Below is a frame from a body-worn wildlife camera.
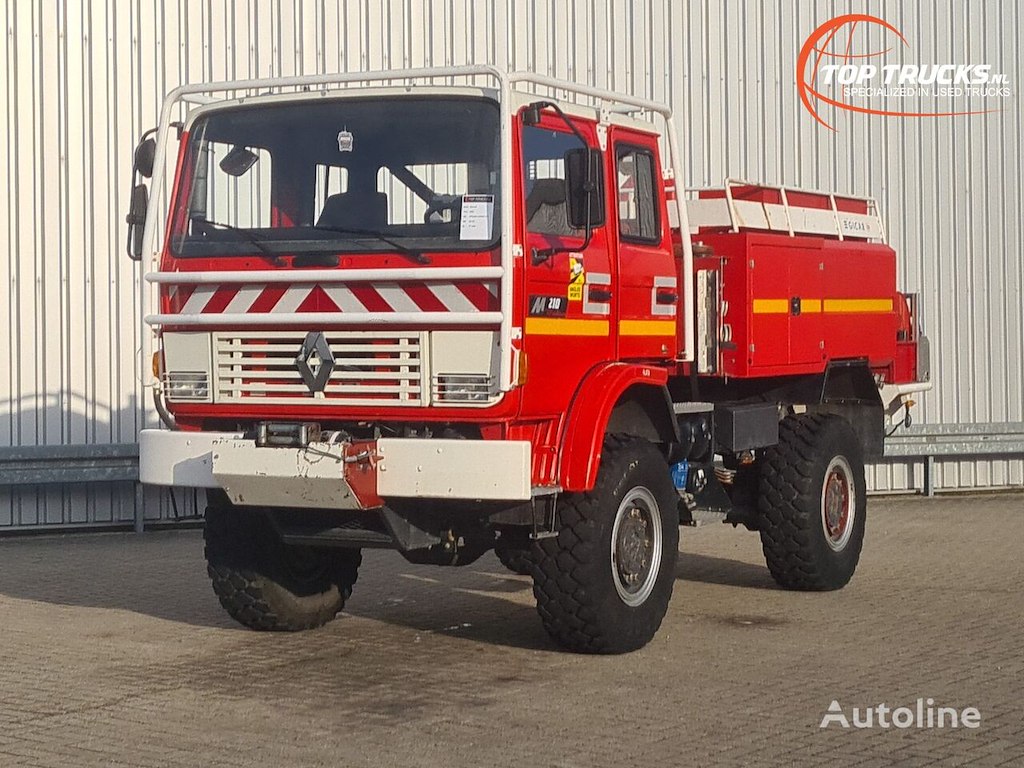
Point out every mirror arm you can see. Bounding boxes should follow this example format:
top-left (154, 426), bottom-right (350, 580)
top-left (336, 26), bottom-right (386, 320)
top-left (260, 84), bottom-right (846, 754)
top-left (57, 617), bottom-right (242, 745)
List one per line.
top-left (525, 101), bottom-right (590, 149)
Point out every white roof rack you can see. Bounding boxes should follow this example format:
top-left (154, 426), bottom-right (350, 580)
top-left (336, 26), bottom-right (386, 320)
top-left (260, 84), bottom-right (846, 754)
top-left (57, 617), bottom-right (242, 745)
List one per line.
top-left (685, 178), bottom-right (886, 242)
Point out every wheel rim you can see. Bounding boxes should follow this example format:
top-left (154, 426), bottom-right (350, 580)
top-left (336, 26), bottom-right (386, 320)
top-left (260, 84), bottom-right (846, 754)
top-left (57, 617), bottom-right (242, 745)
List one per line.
top-left (610, 486), bottom-right (663, 607)
top-left (821, 455), bottom-right (856, 551)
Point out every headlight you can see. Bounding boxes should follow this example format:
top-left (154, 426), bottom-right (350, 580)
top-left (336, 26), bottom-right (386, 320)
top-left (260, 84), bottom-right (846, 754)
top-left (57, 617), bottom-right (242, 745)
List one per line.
top-left (432, 373), bottom-right (494, 403)
top-left (428, 331), bottom-right (499, 406)
top-left (161, 332), bottom-right (213, 403)
top-left (162, 371), bottom-right (210, 402)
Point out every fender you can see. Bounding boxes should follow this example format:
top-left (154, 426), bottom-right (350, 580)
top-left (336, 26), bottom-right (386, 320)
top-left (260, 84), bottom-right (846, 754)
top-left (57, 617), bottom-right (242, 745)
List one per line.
top-left (558, 362), bottom-right (673, 492)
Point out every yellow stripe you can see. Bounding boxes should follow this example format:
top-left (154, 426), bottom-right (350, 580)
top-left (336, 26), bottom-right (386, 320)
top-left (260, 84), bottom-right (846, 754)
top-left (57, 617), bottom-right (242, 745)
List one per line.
top-left (619, 319), bottom-right (677, 336)
top-left (823, 298), bottom-right (893, 314)
top-left (525, 317), bottom-right (610, 336)
top-left (753, 298), bottom-right (893, 314)
top-left (752, 299), bottom-right (790, 314)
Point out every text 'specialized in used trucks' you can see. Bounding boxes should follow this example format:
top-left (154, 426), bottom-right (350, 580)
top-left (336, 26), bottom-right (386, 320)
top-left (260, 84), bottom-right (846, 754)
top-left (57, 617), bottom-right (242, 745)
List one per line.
top-left (129, 67), bottom-right (930, 653)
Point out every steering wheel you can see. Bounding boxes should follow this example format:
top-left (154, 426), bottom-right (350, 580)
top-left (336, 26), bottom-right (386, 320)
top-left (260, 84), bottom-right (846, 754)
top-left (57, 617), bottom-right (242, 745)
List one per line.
top-left (423, 194), bottom-right (461, 223)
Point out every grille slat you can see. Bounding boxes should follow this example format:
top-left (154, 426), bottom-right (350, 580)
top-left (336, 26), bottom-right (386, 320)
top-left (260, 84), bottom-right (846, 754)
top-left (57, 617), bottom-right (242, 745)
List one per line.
top-left (214, 366), bottom-right (421, 378)
top-left (216, 342), bottom-right (422, 354)
top-left (215, 331), bottom-right (425, 406)
top-left (221, 383), bottom-right (421, 394)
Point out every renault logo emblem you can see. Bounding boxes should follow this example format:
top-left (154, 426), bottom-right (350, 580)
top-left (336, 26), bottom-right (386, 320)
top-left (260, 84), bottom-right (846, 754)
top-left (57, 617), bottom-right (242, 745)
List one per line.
top-left (295, 331), bottom-right (335, 393)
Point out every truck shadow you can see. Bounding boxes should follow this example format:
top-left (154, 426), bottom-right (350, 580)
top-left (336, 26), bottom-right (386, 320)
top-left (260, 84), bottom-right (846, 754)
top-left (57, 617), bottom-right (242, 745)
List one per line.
top-left (0, 529), bottom-right (236, 629)
top-left (676, 552), bottom-right (779, 590)
top-left (0, 531), bottom-right (556, 649)
top-left (342, 552), bottom-right (554, 651)
top-left (0, 531), bottom-right (778, 648)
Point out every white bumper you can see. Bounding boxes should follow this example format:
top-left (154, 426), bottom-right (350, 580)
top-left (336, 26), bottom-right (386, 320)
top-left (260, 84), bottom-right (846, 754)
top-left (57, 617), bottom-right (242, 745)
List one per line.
top-left (139, 429), bottom-right (532, 504)
top-left (139, 429), bottom-right (241, 487)
top-left (376, 437), bottom-right (531, 500)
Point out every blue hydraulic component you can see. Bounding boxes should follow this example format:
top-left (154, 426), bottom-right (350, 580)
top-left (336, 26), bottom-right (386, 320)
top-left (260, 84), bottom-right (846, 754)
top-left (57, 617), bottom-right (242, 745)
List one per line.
top-left (670, 460), bottom-right (689, 492)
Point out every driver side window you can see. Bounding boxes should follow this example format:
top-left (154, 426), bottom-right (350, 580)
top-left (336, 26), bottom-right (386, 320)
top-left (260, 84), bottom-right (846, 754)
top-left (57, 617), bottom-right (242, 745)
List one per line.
top-left (521, 126), bottom-right (583, 238)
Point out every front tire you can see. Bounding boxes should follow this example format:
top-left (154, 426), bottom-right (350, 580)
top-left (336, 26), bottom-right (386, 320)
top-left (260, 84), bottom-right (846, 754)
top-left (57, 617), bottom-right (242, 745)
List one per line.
top-left (758, 413), bottom-right (867, 590)
top-left (204, 505), bottom-right (361, 631)
top-left (532, 435), bottom-right (679, 654)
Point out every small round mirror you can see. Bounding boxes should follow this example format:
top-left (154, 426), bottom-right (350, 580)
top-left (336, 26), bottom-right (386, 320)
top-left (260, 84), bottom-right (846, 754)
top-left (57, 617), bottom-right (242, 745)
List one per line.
top-left (135, 137), bottom-right (156, 179)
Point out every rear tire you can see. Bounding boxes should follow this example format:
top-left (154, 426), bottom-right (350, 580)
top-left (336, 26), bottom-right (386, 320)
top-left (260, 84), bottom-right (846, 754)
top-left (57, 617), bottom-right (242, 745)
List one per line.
top-left (758, 413), bottom-right (866, 591)
top-left (204, 505), bottom-right (361, 631)
top-left (532, 435), bottom-right (679, 654)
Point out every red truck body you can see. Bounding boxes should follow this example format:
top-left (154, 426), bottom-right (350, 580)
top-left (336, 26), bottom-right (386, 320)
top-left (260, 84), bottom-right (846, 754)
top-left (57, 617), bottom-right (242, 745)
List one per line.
top-left (132, 69), bottom-right (929, 652)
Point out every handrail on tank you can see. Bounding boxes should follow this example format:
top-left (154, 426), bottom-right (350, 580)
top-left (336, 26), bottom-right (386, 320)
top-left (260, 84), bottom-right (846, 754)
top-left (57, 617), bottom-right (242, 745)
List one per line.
top-left (685, 178), bottom-right (887, 243)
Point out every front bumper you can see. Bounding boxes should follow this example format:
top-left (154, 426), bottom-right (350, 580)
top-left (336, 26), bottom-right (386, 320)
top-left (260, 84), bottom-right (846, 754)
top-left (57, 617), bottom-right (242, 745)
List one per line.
top-left (139, 429), bottom-right (532, 507)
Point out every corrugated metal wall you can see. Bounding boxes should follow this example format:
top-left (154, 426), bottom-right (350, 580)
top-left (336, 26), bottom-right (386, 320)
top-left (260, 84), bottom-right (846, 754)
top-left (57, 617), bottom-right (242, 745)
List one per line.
top-left (1, 0), bottom-right (1021, 527)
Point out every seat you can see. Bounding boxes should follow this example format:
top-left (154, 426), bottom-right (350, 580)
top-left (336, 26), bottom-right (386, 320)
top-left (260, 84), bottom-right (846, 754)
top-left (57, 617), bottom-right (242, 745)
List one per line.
top-left (526, 178), bottom-right (574, 236)
top-left (317, 192), bottom-right (389, 230)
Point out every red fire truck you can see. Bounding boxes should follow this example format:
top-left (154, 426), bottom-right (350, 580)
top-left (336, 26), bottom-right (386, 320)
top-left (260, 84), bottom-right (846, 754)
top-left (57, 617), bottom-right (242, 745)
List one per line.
top-left (129, 67), bottom-right (929, 653)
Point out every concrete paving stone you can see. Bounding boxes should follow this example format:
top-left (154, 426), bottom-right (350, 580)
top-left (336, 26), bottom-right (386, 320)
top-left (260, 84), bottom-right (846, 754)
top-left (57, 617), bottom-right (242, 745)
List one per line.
top-left (0, 493), bottom-right (1019, 767)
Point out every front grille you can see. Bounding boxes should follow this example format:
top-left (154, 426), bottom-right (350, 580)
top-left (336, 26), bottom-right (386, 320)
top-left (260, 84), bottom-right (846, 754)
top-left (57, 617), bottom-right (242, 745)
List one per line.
top-left (214, 331), bottom-right (425, 406)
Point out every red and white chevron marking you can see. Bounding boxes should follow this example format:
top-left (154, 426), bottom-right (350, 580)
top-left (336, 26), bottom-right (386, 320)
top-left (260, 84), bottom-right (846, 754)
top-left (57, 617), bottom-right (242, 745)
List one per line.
top-left (165, 281), bottom-right (499, 315)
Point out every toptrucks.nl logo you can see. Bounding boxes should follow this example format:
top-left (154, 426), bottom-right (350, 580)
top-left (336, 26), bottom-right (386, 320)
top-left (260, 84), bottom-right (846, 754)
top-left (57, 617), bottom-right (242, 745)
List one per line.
top-left (797, 13), bottom-right (1012, 131)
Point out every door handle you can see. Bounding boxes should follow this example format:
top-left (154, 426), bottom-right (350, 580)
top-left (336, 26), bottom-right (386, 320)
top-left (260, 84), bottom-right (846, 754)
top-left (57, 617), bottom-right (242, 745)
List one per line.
top-left (588, 287), bottom-right (613, 302)
top-left (656, 290), bottom-right (678, 304)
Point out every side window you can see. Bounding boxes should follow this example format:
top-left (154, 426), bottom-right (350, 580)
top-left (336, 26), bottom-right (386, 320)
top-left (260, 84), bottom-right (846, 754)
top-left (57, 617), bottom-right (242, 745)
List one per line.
top-left (616, 146), bottom-right (660, 243)
top-left (522, 126), bottom-right (584, 237)
top-left (196, 141), bottom-right (272, 228)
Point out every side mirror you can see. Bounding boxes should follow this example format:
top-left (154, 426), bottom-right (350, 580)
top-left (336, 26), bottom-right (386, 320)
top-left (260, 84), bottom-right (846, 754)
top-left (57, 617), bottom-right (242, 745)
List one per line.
top-left (126, 129), bottom-right (157, 260)
top-left (522, 102), bottom-right (544, 126)
top-left (565, 147), bottom-right (605, 229)
top-left (134, 137), bottom-right (156, 179)
top-left (125, 183), bottom-right (149, 260)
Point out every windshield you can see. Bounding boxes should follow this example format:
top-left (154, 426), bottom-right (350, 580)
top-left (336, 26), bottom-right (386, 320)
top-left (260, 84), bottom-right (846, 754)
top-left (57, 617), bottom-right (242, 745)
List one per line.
top-left (170, 96), bottom-right (500, 257)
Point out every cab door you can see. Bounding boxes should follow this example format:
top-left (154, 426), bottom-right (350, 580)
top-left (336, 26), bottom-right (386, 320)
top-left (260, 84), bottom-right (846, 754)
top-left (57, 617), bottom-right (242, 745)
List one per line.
top-left (518, 115), bottom-right (615, 415)
top-left (609, 130), bottom-right (678, 361)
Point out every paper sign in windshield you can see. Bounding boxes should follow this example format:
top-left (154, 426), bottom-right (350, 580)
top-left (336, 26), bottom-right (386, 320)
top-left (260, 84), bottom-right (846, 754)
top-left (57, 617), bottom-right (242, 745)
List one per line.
top-left (459, 194), bottom-right (494, 241)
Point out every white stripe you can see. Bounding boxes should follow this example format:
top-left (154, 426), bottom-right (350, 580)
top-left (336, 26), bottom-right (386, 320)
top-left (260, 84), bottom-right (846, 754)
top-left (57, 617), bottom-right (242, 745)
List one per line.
top-left (176, 281), bottom-right (486, 315)
top-left (272, 285), bottom-right (312, 314)
top-left (375, 283), bottom-right (420, 313)
top-left (430, 282), bottom-right (477, 312)
top-left (483, 281), bottom-right (498, 298)
top-left (322, 285), bottom-right (368, 313)
top-left (181, 285), bottom-right (219, 314)
top-left (224, 285), bottom-right (264, 314)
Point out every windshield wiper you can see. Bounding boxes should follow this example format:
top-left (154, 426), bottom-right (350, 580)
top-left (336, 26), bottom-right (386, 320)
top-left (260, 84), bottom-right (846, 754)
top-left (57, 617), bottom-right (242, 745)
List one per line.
top-left (313, 224), bottom-right (431, 265)
top-left (193, 218), bottom-right (277, 258)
